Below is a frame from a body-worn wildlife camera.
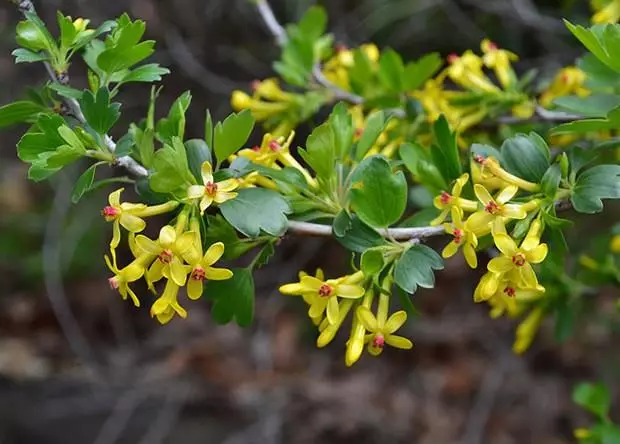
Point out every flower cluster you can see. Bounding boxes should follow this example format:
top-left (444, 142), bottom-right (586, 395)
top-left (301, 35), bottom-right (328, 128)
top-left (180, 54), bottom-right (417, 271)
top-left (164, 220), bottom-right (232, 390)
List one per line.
top-left (280, 271), bottom-right (413, 366)
top-left (432, 156), bottom-right (550, 353)
top-left (102, 189), bottom-right (233, 324)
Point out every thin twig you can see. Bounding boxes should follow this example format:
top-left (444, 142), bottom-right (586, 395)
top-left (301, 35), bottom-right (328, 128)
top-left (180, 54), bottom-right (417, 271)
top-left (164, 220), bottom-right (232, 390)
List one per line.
top-left (287, 220), bottom-right (445, 240)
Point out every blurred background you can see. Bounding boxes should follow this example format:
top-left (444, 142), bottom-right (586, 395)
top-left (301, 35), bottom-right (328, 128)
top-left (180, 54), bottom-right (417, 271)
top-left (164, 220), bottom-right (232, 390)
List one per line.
top-left (0, 0), bottom-right (618, 443)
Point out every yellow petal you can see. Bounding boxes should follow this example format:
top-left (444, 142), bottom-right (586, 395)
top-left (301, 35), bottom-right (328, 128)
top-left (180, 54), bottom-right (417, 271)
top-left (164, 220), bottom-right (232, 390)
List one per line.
top-left (326, 297), bottom-right (339, 324)
top-left (201, 161), bottom-right (214, 185)
top-left (496, 185), bottom-right (518, 204)
top-left (442, 241), bottom-right (459, 259)
top-left (465, 211), bottom-right (494, 234)
top-left (126, 286), bottom-right (140, 307)
top-left (493, 233), bottom-right (518, 256)
top-left (214, 191), bottom-right (238, 204)
top-left (488, 256), bottom-right (513, 273)
top-left (187, 185), bottom-right (205, 199)
top-left (502, 204), bottom-right (527, 220)
top-left (176, 232), bottom-right (197, 256)
top-left (356, 306), bottom-right (378, 331)
top-left (119, 213), bottom-right (146, 233)
top-left (474, 184), bottom-right (493, 206)
top-left (155, 308), bottom-right (175, 325)
top-left (109, 188), bottom-right (122, 207)
top-left (335, 284), bottom-right (365, 299)
top-left (519, 263), bottom-right (539, 288)
top-left (135, 235), bottom-right (162, 255)
top-left (187, 277), bottom-right (203, 300)
top-left (111, 220), bottom-right (121, 250)
top-left (384, 310), bottom-right (407, 334)
top-left (159, 225), bottom-right (176, 247)
top-left (169, 259), bottom-right (188, 286)
top-left (526, 243), bottom-right (548, 264)
top-left (203, 242), bottom-right (225, 265)
top-left (309, 297), bottom-right (327, 319)
top-left (122, 262), bottom-right (145, 282)
top-left (463, 244), bottom-right (478, 268)
top-left (430, 208), bottom-right (450, 226)
top-left (217, 179), bottom-right (239, 192)
top-left (204, 267), bottom-right (233, 280)
top-left (316, 268), bottom-right (325, 281)
top-left (300, 276), bottom-right (324, 292)
top-left (199, 195), bottom-right (214, 214)
top-left (452, 173), bottom-right (469, 196)
top-left (279, 283), bottom-right (305, 295)
top-left (147, 260), bottom-right (164, 285)
top-left (385, 335), bottom-right (413, 350)
top-left (150, 297), bottom-right (170, 316)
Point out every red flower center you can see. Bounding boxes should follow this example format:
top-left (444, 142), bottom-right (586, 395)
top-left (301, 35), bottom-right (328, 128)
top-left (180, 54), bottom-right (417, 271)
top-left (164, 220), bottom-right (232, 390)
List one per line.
top-left (440, 191), bottom-right (452, 205)
top-left (485, 201), bottom-right (501, 215)
top-left (503, 286), bottom-right (516, 298)
top-left (512, 253), bottom-right (526, 267)
top-left (453, 228), bottom-right (463, 244)
top-left (205, 181), bottom-right (218, 196)
top-left (108, 276), bottom-right (119, 290)
top-left (354, 128), bottom-right (363, 138)
top-left (102, 206), bottom-right (119, 219)
top-left (158, 249), bottom-right (174, 264)
top-left (192, 266), bottom-right (206, 281)
top-left (336, 43), bottom-right (348, 53)
top-left (318, 284), bottom-right (333, 297)
top-left (488, 41), bottom-right (498, 50)
top-left (268, 140), bottom-right (280, 152)
top-left (561, 73), bottom-right (569, 83)
top-left (473, 154), bottom-right (487, 165)
top-left (372, 334), bottom-right (385, 349)
top-left (447, 53), bottom-right (459, 64)
top-left (251, 80), bottom-right (261, 91)
top-left (251, 145), bottom-right (261, 152)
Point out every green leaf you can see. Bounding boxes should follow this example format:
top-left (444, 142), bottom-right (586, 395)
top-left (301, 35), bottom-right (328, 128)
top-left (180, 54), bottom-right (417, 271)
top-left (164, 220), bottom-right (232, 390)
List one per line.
top-left (79, 88), bottom-right (120, 134)
top-left (203, 214), bottom-right (262, 260)
top-left (185, 139), bottom-right (212, 182)
top-left (250, 163), bottom-right (307, 189)
top-left (333, 213), bottom-right (387, 253)
top-left (119, 63), bottom-right (170, 84)
top-left (298, 122), bottom-right (335, 179)
top-left (16, 13), bottom-right (56, 53)
top-left (130, 125), bottom-right (155, 168)
top-left (395, 286), bottom-right (419, 319)
top-left (500, 133), bottom-right (550, 182)
top-left (220, 188), bottom-right (291, 237)
top-left (399, 208), bottom-right (440, 227)
top-left (297, 6), bottom-right (327, 39)
top-left (360, 247), bottom-right (386, 276)
top-left (17, 114), bottom-right (65, 162)
top-left (377, 49), bottom-right (405, 92)
top-left (431, 116), bottom-right (462, 183)
top-left (71, 162), bottom-right (99, 203)
top-left (355, 111), bottom-right (386, 160)
top-left (541, 163), bottom-right (561, 199)
top-left (553, 94), bottom-right (620, 117)
top-left (11, 48), bottom-right (49, 64)
top-left (204, 109), bottom-right (214, 150)
top-left (0, 101), bottom-right (46, 128)
top-left (400, 142), bottom-right (447, 191)
top-left (394, 244), bottom-right (444, 294)
top-left (349, 156), bottom-right (407, 228)
top-left (156, 91), bottom-right (192, 144)
top-left (213, 109), bottom-right (255, 165)
top-left (403, 53), bottom-right (442, 90)
top-left (251, 242), bottom-right (276, 270)
top-left (328, 102), bottom-right (354, 159)
top-left (565, 21), bottom-right (620, 73)
top-left (552, 111), bottom-right (620, 135)
top-left (206, 268), bottom-right (255, 327)
top-left (571, 165), bottom-right (620, 213)
top-left (97, 16), bottom-right (155, 73)
top-left (47, 83), bottom-right (84, 100)
top-left (572, 382), bottom-right (610, 419)
top-left (149, 138), bottom-right (194, 193)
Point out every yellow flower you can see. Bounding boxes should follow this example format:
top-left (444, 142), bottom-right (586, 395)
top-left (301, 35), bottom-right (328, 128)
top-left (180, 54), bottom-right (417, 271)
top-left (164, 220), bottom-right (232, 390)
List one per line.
top-left (150, 279), bottom-right (186, 324)
top-left (252, 78), bottom-right (294, 102)
top-left (186, 161), bottom-right (238, 214)
top-left (102, 188), bottom-right (147, 249)
top-left (480, 39), bottom-right (518, 89)
top-left (72, 17), bottom-right (92, 34)
top-left (356, 307), bottom-right (413, 356)
top-left (513, 306), bottom-right (544, 354)
top-left (135, 225), bottom-right (195, 287)
top-left (446, 51), bottom-right (500, 93)
top-left (486, 279), bottom-right (544, 318)
top-left (183, 241), bottom-right (233, 300)
top-left (104, 249), bottom-right (151, 307)
top-left (279, 271), bottom-right (365, 324)
top-left (442, 207), bottom-right (478, 268)
top-left (230, 90), bottom-right (289, 120)
top-left (431, 173), bottom-right (478, 225)
top-left (592, 0), bottom-right (620, 23)
top-left (466, 184), bottom-right (527, 235)
top-left (611, 234), bottom-right (620, 253)
top-left (487, 224), bottom-right (548, 289)
top-left (539, 67), bottom-right (589, 108)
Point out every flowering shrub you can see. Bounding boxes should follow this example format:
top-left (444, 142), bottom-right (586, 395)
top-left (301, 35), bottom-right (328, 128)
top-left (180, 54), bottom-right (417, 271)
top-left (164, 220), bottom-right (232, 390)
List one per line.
top-left (2, 0), bottom-right (620, 385)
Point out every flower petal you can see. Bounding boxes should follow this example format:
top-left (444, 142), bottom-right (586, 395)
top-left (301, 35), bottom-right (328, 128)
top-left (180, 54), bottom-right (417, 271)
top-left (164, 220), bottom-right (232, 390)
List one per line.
top-left (519, 263), bottom-right (539, 288)
top-left (488, 256), bottom-right (513, 273)
top-left (203, 242), bottom-right (225, 266)
top-left (199, 196), bottom-right (214, 214)
top-left (187, 277), bottom-right (203, 300)
top-left (384, 310), bottom-right (407, 334)
top-left (300, 276), bottom-right (324, 293)
top-left (463, 244), bottom-right (478, 268)
top-left (496, 185), bottom-right (518, 204)
top-left (187, 185), bottom-right (204, 199)
top-left (430, 208), bottom-right (450, 226)
top-left (279, 283), bottom-right (305, 295)
top-left (204, 267), bottom-right (233, 280)
top-left (214, 191), bottom-right (238, 204)
top-left (159, 225), bottom-right (177, 247)
top-left (326, 297), bottom-right (339, 324)
top-left (169, 259), bottom-right (188, 286)
top-left (147, 260), bottom-right (164, 286)
top-left (119, 213), bottom-right (146, 233)
top-left (335, 284), bottom-right (365, 299)
top-left (474, 184), bottom-right (494, 206)
top-left (111, 220), bottom-right (121, 250)
top-left (452, 173), bottom-right (469, 197)
top-left (217, 179), bottom-right (239, 192)
top-left (356, 306), bottom-right (378, 331)
top-left (135, 235), bottom-right (162, 255)
top-left (308, 298), bottom-right (327, 319)
top-left (502, 204), bottom-right (527, 220)
top-left (108, 188), bottom-right (122, 207)
top-left (465, 211), bottom-right (494, 235)
top-left (385, 335), bottom-right (413, 350)
top-left (442, 241), bottom-right (460, 259)
top-left (493, 233), bottom-right (518, 256)
top-left (201, 161), bottom-right (214, 185)
top-left (526, 243), bottom-right (548, 264)
top-left (176, 232), bottom-right (197, 256)
top-left (123, 263), bottom-right (145, 282)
